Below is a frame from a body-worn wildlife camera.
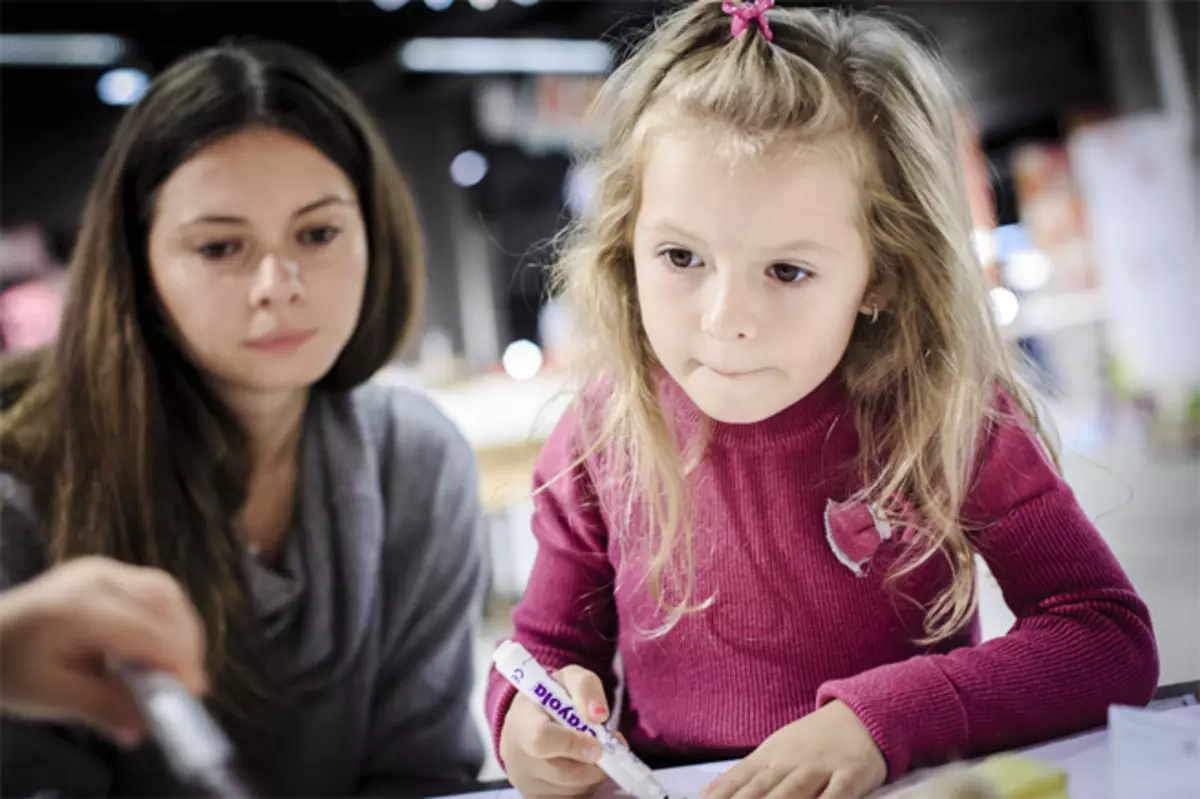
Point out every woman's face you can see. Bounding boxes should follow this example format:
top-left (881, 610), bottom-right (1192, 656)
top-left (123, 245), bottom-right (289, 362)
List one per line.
top-left (147, 127), bottom-right (368, 399)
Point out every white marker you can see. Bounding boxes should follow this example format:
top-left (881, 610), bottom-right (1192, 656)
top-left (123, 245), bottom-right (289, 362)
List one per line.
top-left (494, 641), bottom-right (670, 799)
top-left (109, 662), bottom-right (253, 797)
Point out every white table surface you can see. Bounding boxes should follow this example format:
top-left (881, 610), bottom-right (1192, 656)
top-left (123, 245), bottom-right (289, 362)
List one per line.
top-left (448, 697), bottom-right (1199, 799)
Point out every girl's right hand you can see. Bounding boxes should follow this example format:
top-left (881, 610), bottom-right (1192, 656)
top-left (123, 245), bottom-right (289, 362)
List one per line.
top-left (499, 665), bottom-right (611, 799)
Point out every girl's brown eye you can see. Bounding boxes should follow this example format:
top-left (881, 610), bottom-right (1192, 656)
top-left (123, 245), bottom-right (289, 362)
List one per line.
top-left (665, 248), bottom-right (700, 269)
top-left (769, 264), bottom-right (811, 283)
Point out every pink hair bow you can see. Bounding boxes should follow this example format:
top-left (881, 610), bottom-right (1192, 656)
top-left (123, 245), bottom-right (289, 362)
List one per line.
top-left (721, 0), bottom-right (775, 42)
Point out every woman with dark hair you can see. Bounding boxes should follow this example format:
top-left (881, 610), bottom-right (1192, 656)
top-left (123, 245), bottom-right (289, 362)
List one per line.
top-left (0, 42), bottom-right (486, 797)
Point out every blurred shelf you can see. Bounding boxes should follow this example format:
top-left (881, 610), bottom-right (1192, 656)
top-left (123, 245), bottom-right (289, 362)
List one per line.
top-left (474, 440), bottom-right (544, 514)
top-left (377, 368), bottom-right (571, 449)
top-left (1003, 287), bottom-right (1108, 338)
top-left (377, 367), bottom-right (572, 513)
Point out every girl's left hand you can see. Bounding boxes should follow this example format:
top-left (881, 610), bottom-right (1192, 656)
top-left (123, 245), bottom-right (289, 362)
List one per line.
top-left (700, 701), bottom-right (887, 799)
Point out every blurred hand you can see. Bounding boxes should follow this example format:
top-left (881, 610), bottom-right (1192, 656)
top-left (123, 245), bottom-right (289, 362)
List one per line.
top-left (500, 665), bottom-right (611, 799)
top-left (701, 701), bottom-right (887, 799)
top-left (0, 556), bottom-right (208, 744)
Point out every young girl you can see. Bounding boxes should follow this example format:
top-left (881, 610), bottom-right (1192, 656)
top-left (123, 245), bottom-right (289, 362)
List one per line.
top-left (488, 2), bottom-right (1158, 797)
top-left (0, 43), bottom-right (485, 797)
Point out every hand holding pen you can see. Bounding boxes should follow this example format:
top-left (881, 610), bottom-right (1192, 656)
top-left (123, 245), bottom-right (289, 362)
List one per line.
top-left (496, 641), bottom-right (669, 799)
top-left (501, 664), bottom-right (611, 798)
top-left (0, 556), bottom-right (208, 744)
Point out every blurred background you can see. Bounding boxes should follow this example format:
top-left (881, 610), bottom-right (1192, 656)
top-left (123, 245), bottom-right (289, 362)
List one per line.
top-left (1, 0), bottom-right (1196, 774)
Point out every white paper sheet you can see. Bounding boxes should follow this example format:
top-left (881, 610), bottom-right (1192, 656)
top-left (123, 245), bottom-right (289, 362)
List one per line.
top-left (593, 761), bottom-right (734, 799)
top-left (1110, 704), bottom-right (1200, 799)
top-left (455, 761), bottom-right (735, 799)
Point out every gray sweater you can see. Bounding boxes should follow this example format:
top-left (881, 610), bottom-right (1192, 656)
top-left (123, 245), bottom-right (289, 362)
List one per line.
top-left (0, 383), bottom-right (487, 797)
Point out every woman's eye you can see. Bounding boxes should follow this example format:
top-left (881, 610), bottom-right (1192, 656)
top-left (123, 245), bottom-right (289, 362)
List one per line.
top-left (299, 226), bottom-right (341, 246)
top-left (769, 263), bottom-right (811, 283)
top-left (196, 240), bottom-right (243, 260)
top-left (663, 248), bottom-right (702, 269)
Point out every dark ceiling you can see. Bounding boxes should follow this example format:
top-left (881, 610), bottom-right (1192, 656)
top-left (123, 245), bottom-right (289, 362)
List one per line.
top-left (0, 1), bottom-right (664, 75)
top-left (0, 0), bottom-right (1122, 346)
top-left (1, 0), bottom-right (1107, 137)
top-left (1, 0), bottom-right (1111, 234)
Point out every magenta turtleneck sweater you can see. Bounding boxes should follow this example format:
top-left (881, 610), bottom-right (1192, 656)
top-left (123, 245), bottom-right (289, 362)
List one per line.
top-left (485, 377), bottom-right (1158, 779)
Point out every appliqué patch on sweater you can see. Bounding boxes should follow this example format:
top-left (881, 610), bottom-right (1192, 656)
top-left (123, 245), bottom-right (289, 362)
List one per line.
top-left (824, 498), bottom-right (916, 577)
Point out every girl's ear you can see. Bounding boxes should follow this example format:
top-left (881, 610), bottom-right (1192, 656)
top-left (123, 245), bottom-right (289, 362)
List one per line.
top-left (859, 285), bottom-right (892, 318)
top-left (862, 255), bottom-right (898, 317)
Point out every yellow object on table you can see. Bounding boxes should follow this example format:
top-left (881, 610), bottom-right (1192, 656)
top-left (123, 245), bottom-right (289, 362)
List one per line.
top-left (892, 755), bottom-right (1068, 799)
top-left (974, 755), bottom-right (1069, 799)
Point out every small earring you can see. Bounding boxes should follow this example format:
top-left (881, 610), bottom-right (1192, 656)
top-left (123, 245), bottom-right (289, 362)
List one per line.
top-left (870, 305), bottom-right (879, 324)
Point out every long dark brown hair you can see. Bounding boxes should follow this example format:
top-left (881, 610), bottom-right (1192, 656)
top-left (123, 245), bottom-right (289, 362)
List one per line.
top-left (0, 42), bottom-right (424, 713)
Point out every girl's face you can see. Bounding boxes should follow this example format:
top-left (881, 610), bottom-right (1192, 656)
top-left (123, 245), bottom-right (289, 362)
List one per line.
top-left (632, 128), bottom-right (874, 424)
top-left (147, 127), bottom-right (369, 403)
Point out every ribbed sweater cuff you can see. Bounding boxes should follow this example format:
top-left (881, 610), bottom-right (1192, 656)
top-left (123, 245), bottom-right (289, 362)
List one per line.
top-left (817, 658), bottom-right (968, 779)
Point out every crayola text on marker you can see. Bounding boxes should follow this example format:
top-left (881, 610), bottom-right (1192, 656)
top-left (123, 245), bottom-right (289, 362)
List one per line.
top-left (532, 681), bottom-right (598, 736)
top-left (493, 640), bottom-right (671, 799)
